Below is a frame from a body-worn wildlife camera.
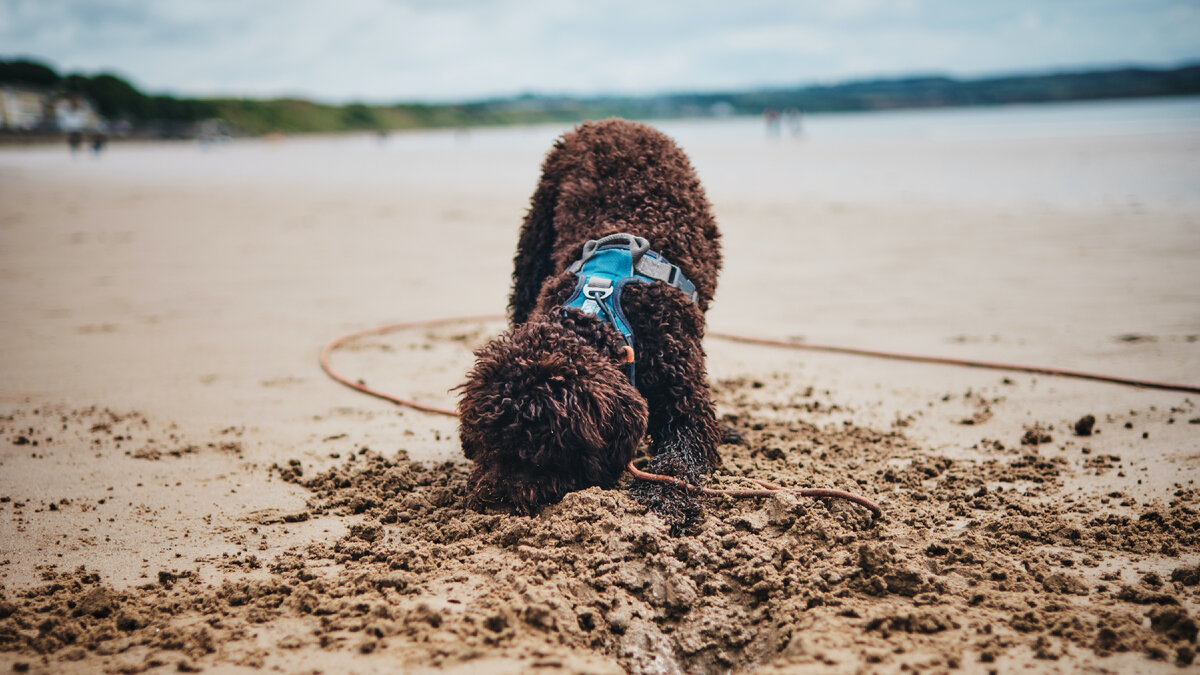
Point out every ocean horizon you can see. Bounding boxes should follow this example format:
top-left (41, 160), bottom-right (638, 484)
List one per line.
top-left (3, 95), bottom-right (1198, 210)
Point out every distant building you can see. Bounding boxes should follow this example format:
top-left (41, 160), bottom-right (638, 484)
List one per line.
top-left (197, 118), bottom-right (232, 144)
top-left (53, 95), bottom-right (102, 131)
top-left (0, 86), bottom-right (104, 132)
top-left (0, 85), bottom-right (51, 130)
top-left (709, 102), bottom-right (735, 117)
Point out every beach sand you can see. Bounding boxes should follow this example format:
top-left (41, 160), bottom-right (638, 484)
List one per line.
top-left (1, 104), bottom-right (1199, 672)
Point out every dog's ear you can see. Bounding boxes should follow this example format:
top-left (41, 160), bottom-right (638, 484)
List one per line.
top-left (534, 352), bottom-right (569, 376)
top-left (466, 462), bottom-right (582, 515)
top-left (512, 364), bottom-right (638, 466)
top-left (456, 319), bottom-right (648, 512)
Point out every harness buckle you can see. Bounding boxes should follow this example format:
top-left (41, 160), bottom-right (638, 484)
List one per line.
top-left (582, 277), bottom-right (613, 300)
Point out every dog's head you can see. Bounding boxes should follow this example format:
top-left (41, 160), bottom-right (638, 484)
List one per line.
top-left (457, 319), bottom-right (647, 513)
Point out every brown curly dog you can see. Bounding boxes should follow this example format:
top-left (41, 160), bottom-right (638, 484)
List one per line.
top-left (457, 118), bottom-right (722, 530)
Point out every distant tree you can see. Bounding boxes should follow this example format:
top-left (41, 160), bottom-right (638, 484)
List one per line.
top-left (340, 103), bottom-right (381, 130)
top-left (5, 56), bottom-right (1199, 137)
top-left (63, 73), bottom-right (152, 120)
top-left (0, 59), bottom-right (61, 87)
top-left (150, 95), bottom-right (217, 122)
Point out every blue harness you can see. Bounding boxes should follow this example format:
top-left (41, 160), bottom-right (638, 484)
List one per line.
top-left (561, 233), bottom-right (698, 385)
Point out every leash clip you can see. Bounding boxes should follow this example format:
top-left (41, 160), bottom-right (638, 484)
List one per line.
top-left (582, 277), bottom-right (613, 300)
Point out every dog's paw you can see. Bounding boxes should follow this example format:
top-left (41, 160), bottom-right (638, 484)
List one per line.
top-left (720, 424), bottom-right (746, 446)
top-left (630, 481), bottom-right (703, 536)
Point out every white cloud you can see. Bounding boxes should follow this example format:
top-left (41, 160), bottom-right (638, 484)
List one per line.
top-left (1, 0), bottom-right (1198, 101)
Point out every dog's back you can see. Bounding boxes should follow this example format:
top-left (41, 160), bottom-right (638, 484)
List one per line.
top-left (511, 119), bottom-right (721, 324)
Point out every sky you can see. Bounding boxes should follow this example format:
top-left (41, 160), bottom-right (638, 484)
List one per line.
top-left (2, 0), bottom-right (1199, 103)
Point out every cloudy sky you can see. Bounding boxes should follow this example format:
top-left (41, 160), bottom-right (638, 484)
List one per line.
top-left (3, 0), bottom-right (1199, 103)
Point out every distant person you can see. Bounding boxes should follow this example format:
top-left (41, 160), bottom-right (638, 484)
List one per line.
top-left (68, 131), bottom-right (84, 155)
top-left (784, 108), bottom-right (804, 137)
top-left (90, 133), bottom-right (107, 155)
top-left (762, 108), bottom-right (781, 137)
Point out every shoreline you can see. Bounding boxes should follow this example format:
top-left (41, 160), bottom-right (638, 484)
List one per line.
top-left (3, 92), bottom-right (1198, 147)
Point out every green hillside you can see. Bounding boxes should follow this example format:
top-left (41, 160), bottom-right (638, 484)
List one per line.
top-left (2, 58), bottom-right (1197, 137)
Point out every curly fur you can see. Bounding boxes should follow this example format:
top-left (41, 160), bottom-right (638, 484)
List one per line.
top-left (458, 118), bottom-right (722, 529)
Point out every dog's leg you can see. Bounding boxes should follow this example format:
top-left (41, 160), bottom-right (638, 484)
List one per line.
top-left (631, 408), bottom-right (719, 534)
top-left (623, 285), bottom-right (721, 534)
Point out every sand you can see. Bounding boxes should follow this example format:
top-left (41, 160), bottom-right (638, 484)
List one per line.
top-left (1, 102), bottom-right (1199, 673)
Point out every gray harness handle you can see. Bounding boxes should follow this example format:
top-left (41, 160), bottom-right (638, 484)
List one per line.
top-left (579, 233), bottom-right (651, 265)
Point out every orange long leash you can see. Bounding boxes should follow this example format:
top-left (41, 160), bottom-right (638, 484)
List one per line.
top-left (319, 314), bottom-right (1200, 519)
top-left (319, 314), bottom-right (501, 416)
top-left (709, 333), bottom-right (1200, 395)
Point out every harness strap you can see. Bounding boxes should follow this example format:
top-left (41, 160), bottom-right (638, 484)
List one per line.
top-left (561, 233), bottom-right (698, 385)
top-left (634, 255), bottom-right (697, 301)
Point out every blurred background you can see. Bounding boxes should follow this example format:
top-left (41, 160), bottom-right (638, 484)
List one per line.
top-left (1, 0), bottom-right (1198, 430)
top-left (2, 1), bottom-right (1199, 137)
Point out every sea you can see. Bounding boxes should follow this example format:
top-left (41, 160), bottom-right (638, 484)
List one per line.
top-left (3, 95), bottom-right (1199, 210)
